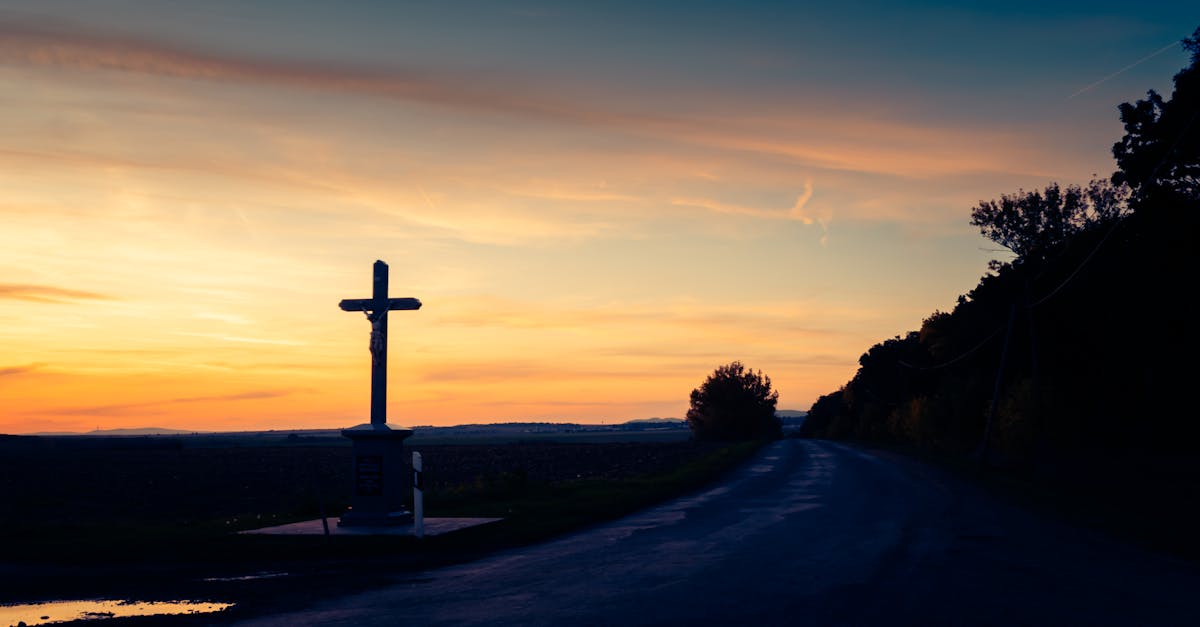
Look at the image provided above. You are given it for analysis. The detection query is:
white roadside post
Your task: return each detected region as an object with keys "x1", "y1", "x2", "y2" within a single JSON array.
[{"x1": 413, "y1": 451, "x2": 425, "y2": 538}]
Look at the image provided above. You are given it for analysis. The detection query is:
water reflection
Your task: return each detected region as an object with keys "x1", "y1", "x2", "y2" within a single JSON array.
[
  {"x1": 201, "y1": 571, "x2": 287, "y2": 582},
  {"x1": 0, "y1": 599, "x2": 233, "y2": 625}
]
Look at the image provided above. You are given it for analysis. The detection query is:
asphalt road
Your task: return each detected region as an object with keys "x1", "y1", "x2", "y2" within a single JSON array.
[{"x1": 237, "y1": 439, "x2": 1200, "y2": 626}]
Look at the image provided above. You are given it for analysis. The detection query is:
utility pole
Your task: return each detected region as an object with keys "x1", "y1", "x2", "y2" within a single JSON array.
[{"x1": 980, "y1": 303, "x2": 1016, "y2": 472}]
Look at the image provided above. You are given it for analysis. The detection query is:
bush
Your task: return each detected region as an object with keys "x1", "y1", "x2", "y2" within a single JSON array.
[{"x1": 686, "y1": 361, "x2": 781, "y2": 441}]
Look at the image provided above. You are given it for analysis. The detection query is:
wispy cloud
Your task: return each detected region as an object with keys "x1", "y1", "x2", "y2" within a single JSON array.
[
  {"x1": 171, "y1": 390, "x2": 293, "y2": 404},
  {"x1": 672, "y1": 179, "x2": 821, "y2": 224},
  {"x1": 193, "y1": 312, "x2": 253, "y2": 325},
  {"x1": 0, "y1": 17, "x2": 1061, "y2": 184},
  {"x1": 790, "y1": 179, "x2": 816, "y2": 223},
  {"x1": 0, "y1": 283, "x2": 110, "y2": 303},
  {"x1": 667, "y1": 178, "x2": 832, "y2": 244},
  {"x1": 486, "y1": 399, "x2": 671, "y2": 408},
  {"x1": 428, "y1": 295, "x2": 870, "y2": 339},
  {"x1": 34, "y1": 389, "x2": 296, "y2": 417},
  {"x1": 671, "y1": 196, "x2": 793, "y2": 221},
  {"x1": 417, "y1": 360, "x2": 679, "y2": 384},
  {"x1": 0, "y1": 17, "x2": 636, "y2": 126},
  {"x1": 173, "y1": 332, "x2": 304, "y2": 346},
  {"x1": 0, "y1": 363, "x2": 41, "y2": 377}
]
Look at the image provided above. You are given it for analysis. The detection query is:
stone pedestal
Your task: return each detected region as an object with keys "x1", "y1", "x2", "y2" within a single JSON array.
[{"x1": 339, "y1": 424, "x2": 414, "y2": 527}]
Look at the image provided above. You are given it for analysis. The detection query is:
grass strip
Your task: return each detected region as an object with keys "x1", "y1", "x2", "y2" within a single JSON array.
[{"x1": 422, "y1": 440, "x2": 762, "y2": 551}]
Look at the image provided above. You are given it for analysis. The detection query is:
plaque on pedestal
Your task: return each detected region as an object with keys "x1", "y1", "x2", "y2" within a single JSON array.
[{"x1": 339, "y1": 423, "x2": 414, "y2": 527}]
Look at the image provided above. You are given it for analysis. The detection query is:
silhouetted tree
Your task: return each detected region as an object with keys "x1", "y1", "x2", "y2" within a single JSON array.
[
  {"x1": 1113, "y1": 27, "x2": 1200, "y2": 204},
  {"x1": 970, "y1": 178, "x2": 1128, "y2": 266},
  {"x1": 687, "y1": 361, "x2": 781, "y2": 441},
  {"x1": 798, "y1": 389, "x2": 848, "y2": 438}
]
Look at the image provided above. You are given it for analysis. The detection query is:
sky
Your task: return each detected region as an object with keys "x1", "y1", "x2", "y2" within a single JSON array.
[{"x1": 1, "y1": 1, "x2": 1196, "y2": 434}]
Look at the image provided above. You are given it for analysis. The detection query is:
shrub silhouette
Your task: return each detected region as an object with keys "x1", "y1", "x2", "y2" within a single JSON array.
[{"x1": 687, "y1": 361, "x2": 781, "y2": 441}]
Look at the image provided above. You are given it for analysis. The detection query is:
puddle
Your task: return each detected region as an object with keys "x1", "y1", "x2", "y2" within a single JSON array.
[
  {"x1": 202, "y1": 571, "x2": 288, "y2": 582},
  {"x1": 0, "y1": 599, "x2": 233, "y2": 626}
]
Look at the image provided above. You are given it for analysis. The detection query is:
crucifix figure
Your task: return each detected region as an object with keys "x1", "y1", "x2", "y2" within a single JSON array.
[
  {"x1": 367, "y1": 310, "x2": 386, "y2": 366},
  {"x1": 339, "y1": 260, "x2": 421, "y2": 428}
]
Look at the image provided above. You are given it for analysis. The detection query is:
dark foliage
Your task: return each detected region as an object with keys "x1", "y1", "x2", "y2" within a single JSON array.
[
  {"x1": 1113, "y1": 27, "x2": 1200, "y2": 205},
  {"x1": 687, "y1": 361, "x2": 781, "y2": 441},
  {"x1": 803, "y1": 36, "x2": 1200, "y2": 465},
  {"x1": 797, "y1": 390, "x2": 848, "y2": 439},
  {"x1": 970, "y1": 178, "x2": 1128, "y2": 266}
]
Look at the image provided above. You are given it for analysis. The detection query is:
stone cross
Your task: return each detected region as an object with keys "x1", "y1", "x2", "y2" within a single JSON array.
[{"x1": 339, "y1": 260, "x2": 421, "y2": 428}]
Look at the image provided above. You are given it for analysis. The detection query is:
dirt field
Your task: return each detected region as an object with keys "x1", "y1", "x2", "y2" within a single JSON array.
[
  {"x1": 0, "y1": 435, "x2": 718, "y2": 538},
  {"x1": 0, "y1": 433, "x2": 752, "y2": 617},
  {"x1": 0, "y1": 433, "x2": 758, "y2": 624}
]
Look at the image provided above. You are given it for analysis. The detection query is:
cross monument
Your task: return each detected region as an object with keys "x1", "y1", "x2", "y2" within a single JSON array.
[
  {"x1": 337, "y1": 259, "x2": 422, "y2": 526},
  {"x1": 338, "y1": 259, "x2": 421, "y2": 429}
]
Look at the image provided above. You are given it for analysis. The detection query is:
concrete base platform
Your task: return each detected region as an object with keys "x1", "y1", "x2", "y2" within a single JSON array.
[{"x1": 241, "y1": 517, "x2": 502, "y2": 537}]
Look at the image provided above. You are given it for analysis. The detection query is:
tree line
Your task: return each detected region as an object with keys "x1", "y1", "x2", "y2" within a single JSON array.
[{"x1": 800, "y1": 28, "x2": 1200, "y2": 464}]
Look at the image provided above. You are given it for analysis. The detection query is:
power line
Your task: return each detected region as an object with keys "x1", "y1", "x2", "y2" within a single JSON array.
[
  {"x1": 897, "y1": 325, "x2": 1004, "y2": 371},
  {"x1": 1026, "y1": 218, "x2": 1122, "y2": 308}
]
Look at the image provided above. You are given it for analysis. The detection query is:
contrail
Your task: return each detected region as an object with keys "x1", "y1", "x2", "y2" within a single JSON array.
[
  {"x1": 418, "y1": 185, "x2": 439, "y2": 212},
  {"x1": 1070, "y1": 41, "x2": 1181, "y2": 99}
]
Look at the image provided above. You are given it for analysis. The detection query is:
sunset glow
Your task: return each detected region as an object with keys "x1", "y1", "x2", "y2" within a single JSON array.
[{"x1": 2, "y1": 2, "x2": 1194, "y2": 433}]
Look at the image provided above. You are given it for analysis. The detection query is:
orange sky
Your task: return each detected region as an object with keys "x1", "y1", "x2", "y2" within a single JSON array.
[{"x1": 1, "y1": 3, "x2": 1194, "y2": 433}]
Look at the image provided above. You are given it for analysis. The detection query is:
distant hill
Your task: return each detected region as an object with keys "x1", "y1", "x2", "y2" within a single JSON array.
[
  {"x1": 776, "y1": 410, "x2": 807, "y2": 430},
  {"x1": 23, "y1": 419, "x2": 688, "y2": 439},
  {"x1": 30, "y1": 427, "x2": 205, "y2": 436},
  {"x1": 24, "y1": 415, "x2": 835, "y2": 438},
  {"x1": 14, "y1": 413, "x2": 832, "y2": 445},
  {"x1": 408, "y1": 418, "x2": 689, "y2": 437},
  {"x1": 620, "y1": 417, "x2": 686, "y2": 429},
  {"x1": 623, "y1": 417, "x2": 684, "y2": 424}
]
